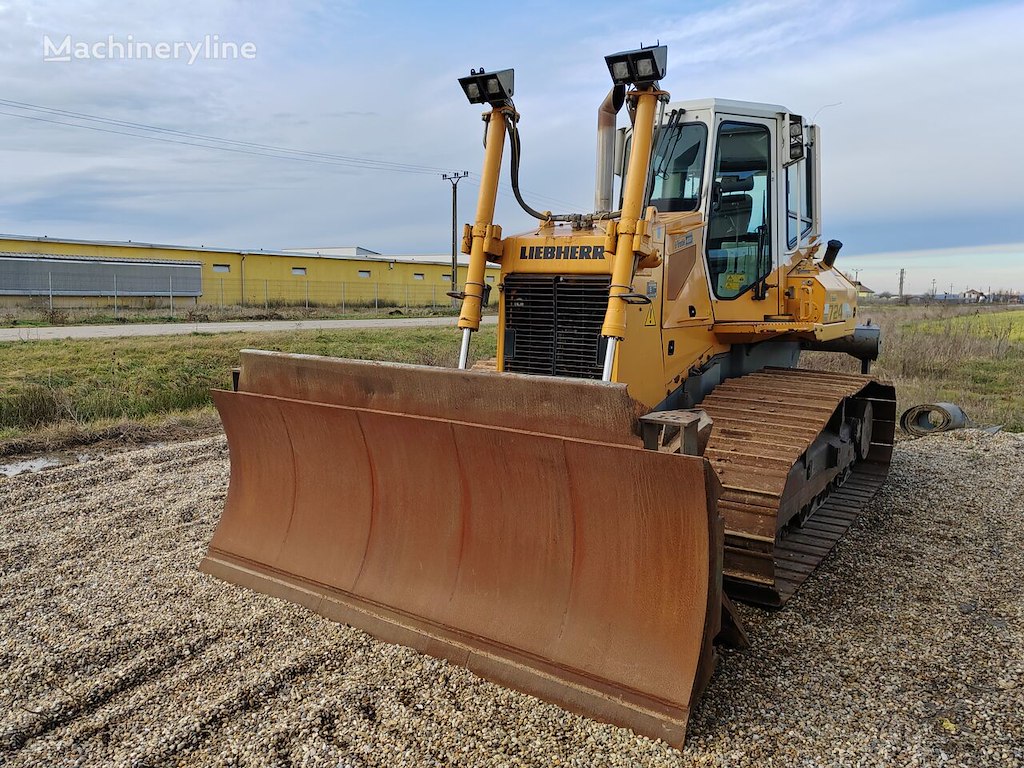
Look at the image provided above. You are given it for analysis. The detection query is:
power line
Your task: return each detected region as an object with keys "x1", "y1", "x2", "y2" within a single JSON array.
[
  {"x1": 462, "y1": 177, "x2": 585, "y2": 213},
  {"x1": 0, "y1": 108, "x2": 442, "y2": 175},
  {"x1": 0, "y1": 97, "x2": 452, "y2": 174},
  {"x1": 0, "y1": 97, "x2": 588, "y2": 209}
]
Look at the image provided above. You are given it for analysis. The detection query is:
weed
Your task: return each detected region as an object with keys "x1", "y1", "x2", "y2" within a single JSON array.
[
  {"x1": 44, "y1": 307, "x2": 69, "y2": 326},
  {"x1": 802, "y1": 306, "x2": 1024, "y2": 431}
]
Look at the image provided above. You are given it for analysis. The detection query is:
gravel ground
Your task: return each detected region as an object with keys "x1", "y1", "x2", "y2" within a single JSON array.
[{"x1": 0, "y1": 430, "x2": 1021, "y2": 767}]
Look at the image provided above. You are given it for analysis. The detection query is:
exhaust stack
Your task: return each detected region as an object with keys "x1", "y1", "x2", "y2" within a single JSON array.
[{"x1": 594, "y1": 85, "x2": 625, "y2": 212}]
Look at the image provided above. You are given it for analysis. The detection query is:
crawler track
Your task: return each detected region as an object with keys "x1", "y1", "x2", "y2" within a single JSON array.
[{"x1": 700, "y1": 368, "x2": 896, "y2": 607}]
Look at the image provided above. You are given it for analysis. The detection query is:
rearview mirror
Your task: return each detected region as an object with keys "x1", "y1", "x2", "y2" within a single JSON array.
[
  {"x1": 613, "y1": 128, "x2": 627, "y2": 177},
  {"x1": 784, "y1": 113, "x2": 804, "y2": 165}
]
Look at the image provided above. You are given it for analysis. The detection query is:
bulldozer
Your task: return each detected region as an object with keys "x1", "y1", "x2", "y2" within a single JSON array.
[{"x1": 201, "y1": 45, "x2": 895, "y2": 748}]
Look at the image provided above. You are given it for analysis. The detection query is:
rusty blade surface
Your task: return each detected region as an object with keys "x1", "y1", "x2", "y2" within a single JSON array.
[
  {"x1": 203, "y1": 357, "x2": 720, "y2": 747},
  {"x1": 235, "y1": 349, "x2": 643, "y2": 444}
]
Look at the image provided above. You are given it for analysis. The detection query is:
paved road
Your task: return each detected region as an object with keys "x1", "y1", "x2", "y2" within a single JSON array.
[{"x1": 0, "y1": 314, "x2": 497, "y2": 342}]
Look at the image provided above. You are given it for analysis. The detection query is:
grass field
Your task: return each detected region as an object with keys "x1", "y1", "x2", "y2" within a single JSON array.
[
  {"x1": 0, "y1": 327, "x2": 497, "y2": 454},
  {"x1": 803, "y1": 306, "x2": 1024, "y2": 431},
  {"x1": 2, "y1": 305, "x2": 1020, "y2": 456},
  {"x1": 916, "y1": 307, "x2": 1024, "y2": 340}
]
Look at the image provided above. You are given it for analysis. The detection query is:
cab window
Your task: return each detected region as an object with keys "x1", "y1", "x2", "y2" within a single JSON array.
[
  {"x1": 706, "y1": 121, "x2": 772, "y2": 299},
  {"x1": 648, "y1": 123, "x2": 707, "y2": 212},
  {"x1": 786, "y1": 154, "x2": 813, "y2": 248},
  {"x1": 618, "y1": 122, "x2": 707, "y2": 213}
]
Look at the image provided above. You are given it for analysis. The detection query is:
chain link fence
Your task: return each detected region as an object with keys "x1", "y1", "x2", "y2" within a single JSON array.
[
  {"x1": 2, "y1": 274, "x2": 495, "y2": 319},
  {"x1": 220, "y1": 277, "x2": 495, "y2": 311}
]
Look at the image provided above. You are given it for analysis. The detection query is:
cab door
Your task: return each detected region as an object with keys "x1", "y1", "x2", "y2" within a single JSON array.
[{"x1": 703, "y1": 114, "x2": 783, "y2": 323}]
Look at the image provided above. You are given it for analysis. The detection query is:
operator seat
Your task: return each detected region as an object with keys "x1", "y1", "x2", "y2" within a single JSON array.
[{"x1": 708, "y1": 175, "x2": 753, "y2": 243}]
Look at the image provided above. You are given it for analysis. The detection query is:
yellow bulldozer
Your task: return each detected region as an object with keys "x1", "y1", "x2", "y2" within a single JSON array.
[{"x1": 201, "y1": 45, "x2": 896, "y2": 747}]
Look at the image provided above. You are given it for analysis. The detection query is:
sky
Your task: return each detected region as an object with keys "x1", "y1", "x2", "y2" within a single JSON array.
[{"x1": 0, "y1": 0, "x2": 1021, "y2": 294}]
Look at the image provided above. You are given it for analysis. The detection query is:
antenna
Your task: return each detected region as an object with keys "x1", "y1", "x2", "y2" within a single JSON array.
[{"x1": 810, "y1": 102, "x2": 842, "y2": 123}]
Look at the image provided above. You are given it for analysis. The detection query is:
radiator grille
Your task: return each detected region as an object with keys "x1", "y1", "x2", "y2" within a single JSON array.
[{"x1": 502, "y1": 273, "x2": 610, "y2": 380}]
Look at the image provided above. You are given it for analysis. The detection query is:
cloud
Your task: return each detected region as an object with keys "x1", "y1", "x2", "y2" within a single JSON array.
[{"x1": 0, "y1": 0, "x2": 1020, "y2": 275}]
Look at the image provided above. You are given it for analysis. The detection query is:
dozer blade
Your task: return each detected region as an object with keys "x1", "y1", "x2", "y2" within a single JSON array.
[{"x1": 202, "y1": 350, "x2": 723, "y2": 747}]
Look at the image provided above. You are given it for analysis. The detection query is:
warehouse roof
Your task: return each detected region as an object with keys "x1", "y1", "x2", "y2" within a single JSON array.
[
  {"x1": 0, "y1": 234, "x2": 474, "y2": 268},
  {"x1": 0, "y1": 251, "x2": 203, "y2": 267}
]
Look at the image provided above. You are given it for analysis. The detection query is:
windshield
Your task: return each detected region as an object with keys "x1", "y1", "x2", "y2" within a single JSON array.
[{"x1": 648, "y1": 122, "x2": 707, "y2": 213}]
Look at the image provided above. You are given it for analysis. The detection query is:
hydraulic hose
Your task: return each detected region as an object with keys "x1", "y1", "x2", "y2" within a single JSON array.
[{"x1": 504, "y1": 110, "x2": 577, "y2": 223}]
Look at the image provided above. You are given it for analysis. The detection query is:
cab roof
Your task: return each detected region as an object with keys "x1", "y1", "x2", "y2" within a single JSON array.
[{"x1": 665, "y1": 98, "x2": 791, "y2": 120}]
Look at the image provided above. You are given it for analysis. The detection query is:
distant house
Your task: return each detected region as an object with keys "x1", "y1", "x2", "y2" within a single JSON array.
[
  {"x1": 852, "y1": 281, "x2": 874, "y2": 298},
  {"x1": 963, "y1": 289, "x2": 986, "y2": 303}
]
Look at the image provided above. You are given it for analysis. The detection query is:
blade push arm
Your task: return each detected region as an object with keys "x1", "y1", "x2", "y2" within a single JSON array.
[{"x1": 456, "y1": 107, "x2": 507, "y2": 368}]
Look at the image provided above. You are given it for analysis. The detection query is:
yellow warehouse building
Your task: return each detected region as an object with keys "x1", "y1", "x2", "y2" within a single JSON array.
[{"x1": 0, "y1": 234, "x2": 499, "y2": 309}]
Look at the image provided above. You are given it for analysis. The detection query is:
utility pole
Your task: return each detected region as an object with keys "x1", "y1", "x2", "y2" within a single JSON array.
[
  {"x1": 852, "y1": 268, "x2": 862, "y2": 284},
  {"x1": 931, "y1": 278, "x2": 937, "y2": 299},
  {"x1": 898, "y1": 268, "x2": 905, "y2": 300},
  {"x1": 442, "y1": 171, "x2": 469, "y2": 307}
]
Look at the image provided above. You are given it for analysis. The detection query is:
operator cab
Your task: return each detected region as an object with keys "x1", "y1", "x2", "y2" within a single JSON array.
[{"x1": 618, "y1": 98, "x2": 821, "y2": 302}]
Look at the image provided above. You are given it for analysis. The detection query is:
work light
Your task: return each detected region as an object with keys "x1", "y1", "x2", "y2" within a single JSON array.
[
  {"x1": 459, "y1": 68, "x2": 514, "y2": 107},
  {"x1": 604, "y1": 45, "x2": 667, "y2": 87}
]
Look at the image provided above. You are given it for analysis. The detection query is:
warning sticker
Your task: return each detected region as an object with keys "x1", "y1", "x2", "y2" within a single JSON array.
[
  {"x1": 644, "y1": 305, "x2": 657, "y2": 327},
  {"x1": 723, "y1": 273, "x2": 745, "y2": 291}
]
